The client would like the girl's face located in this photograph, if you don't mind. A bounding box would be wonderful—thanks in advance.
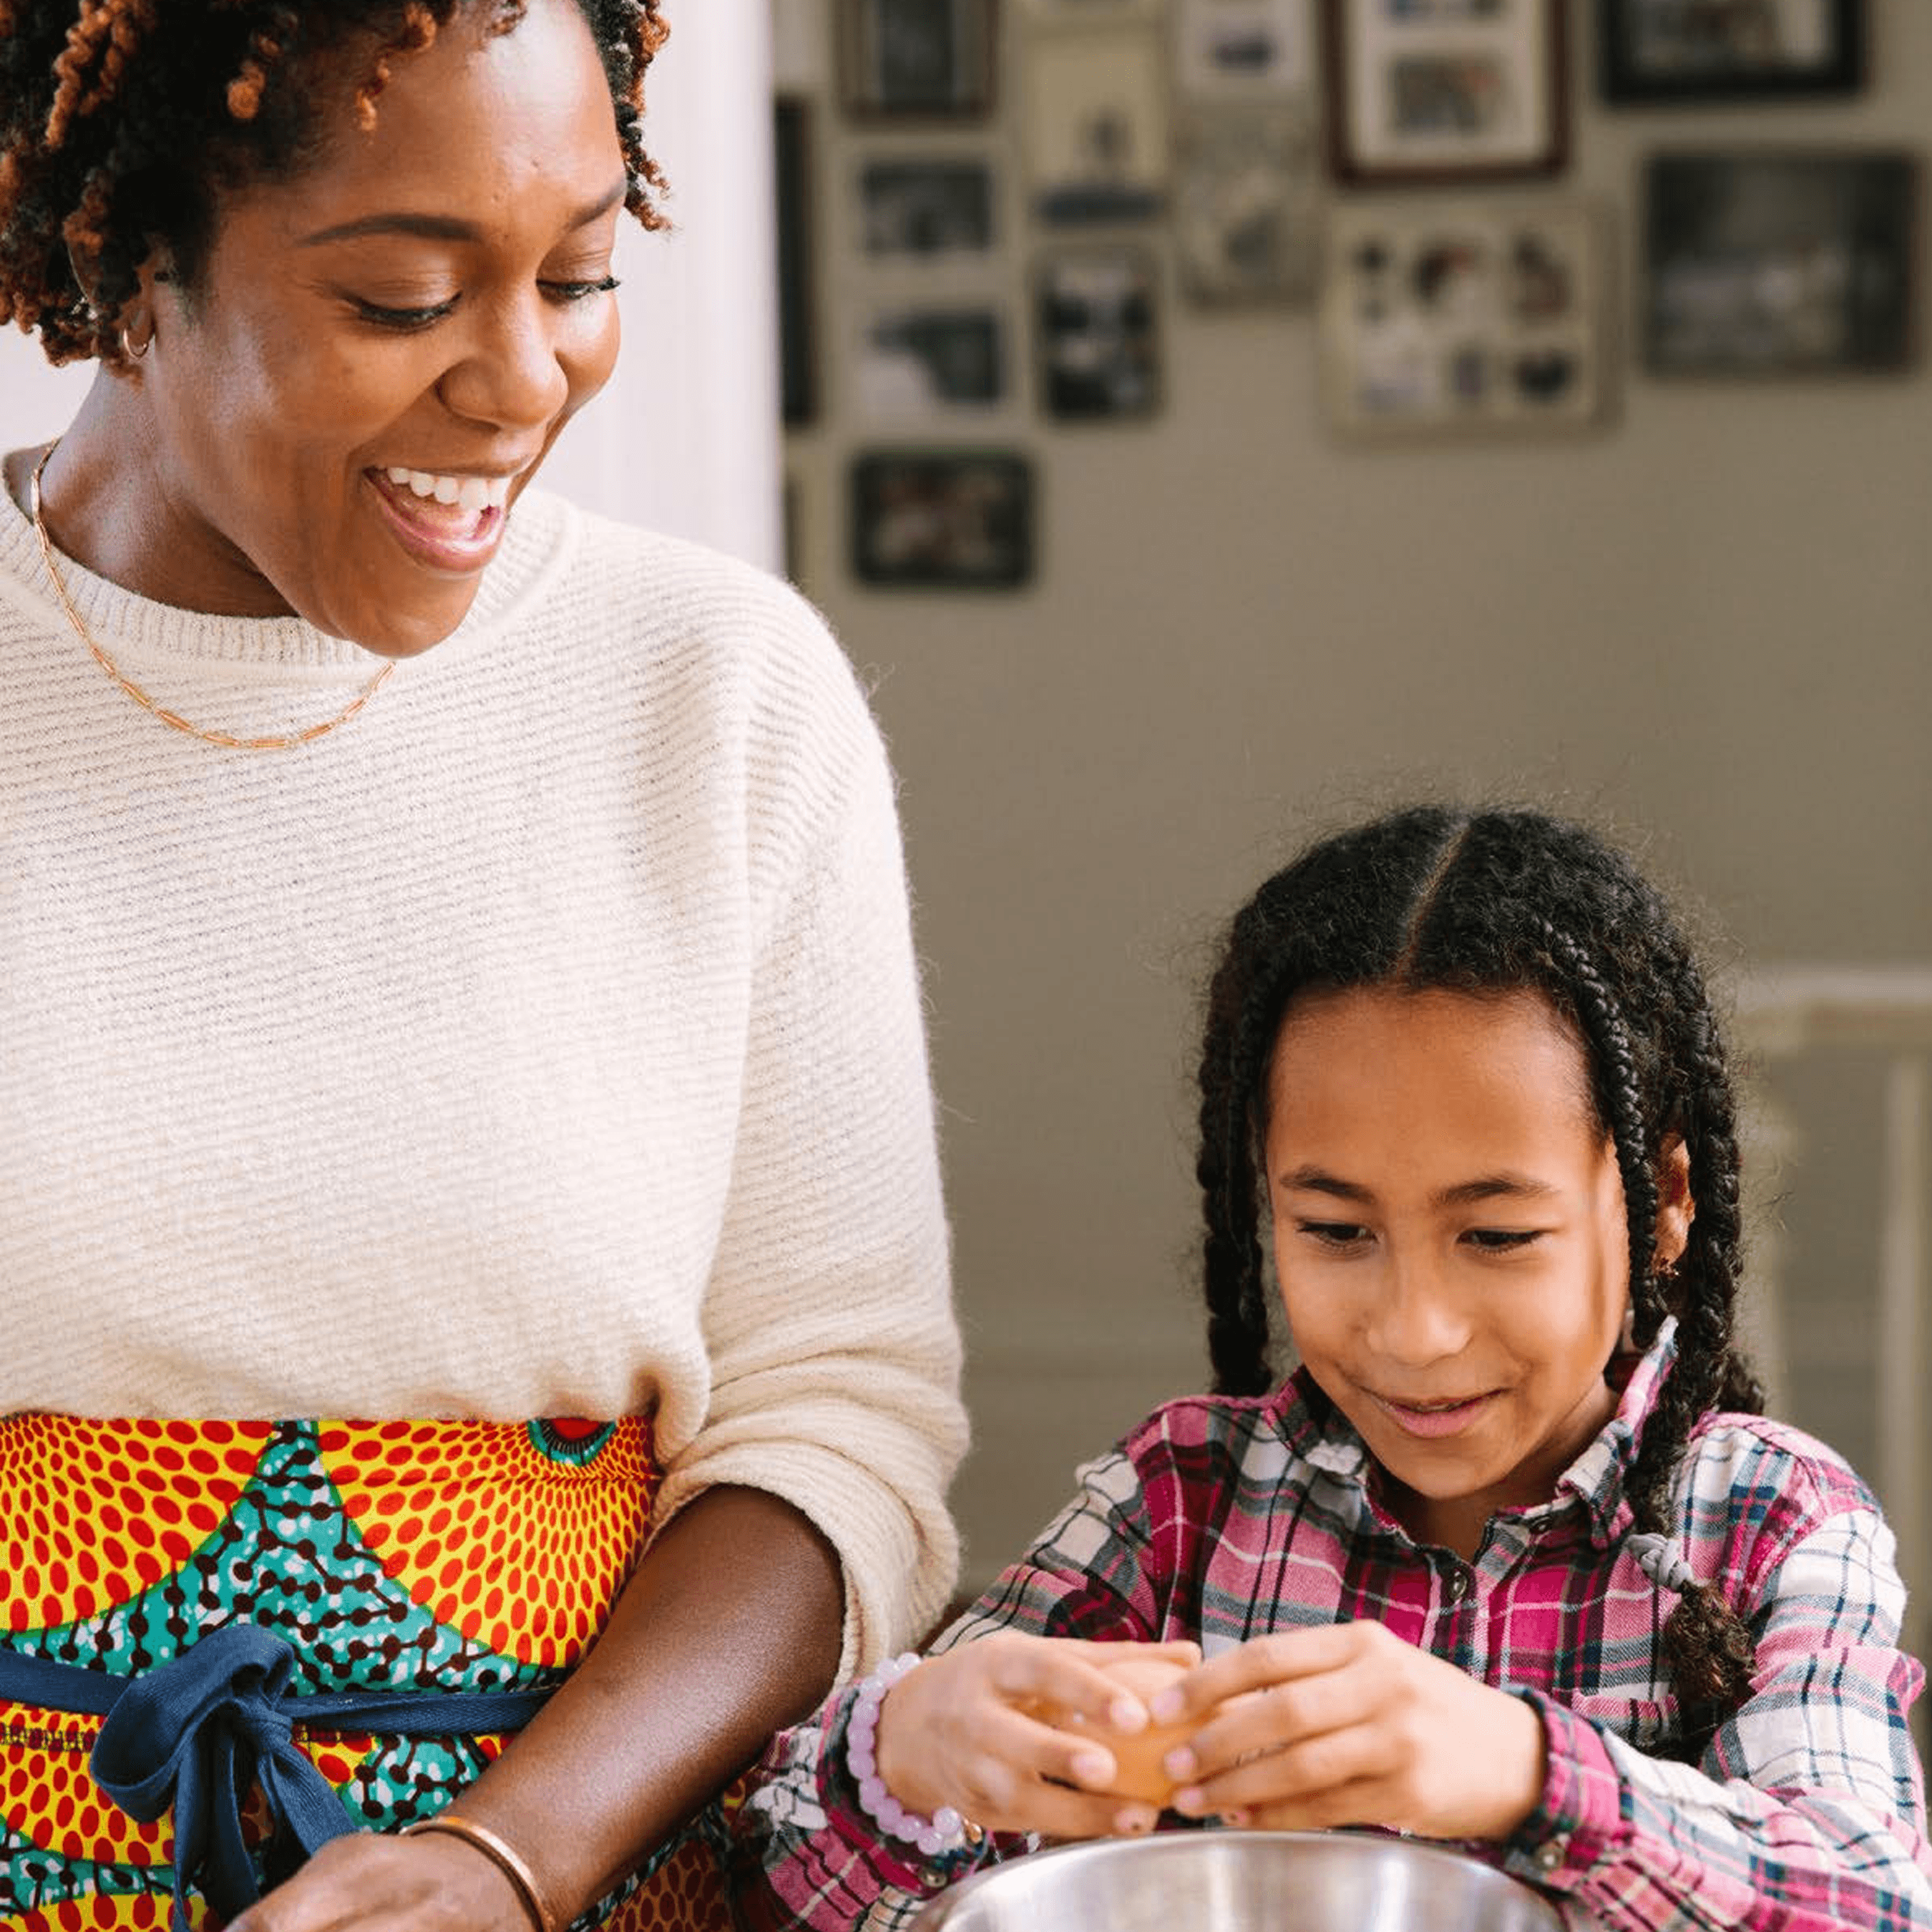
[1263,983,1690,1559]
[130,0,625,653]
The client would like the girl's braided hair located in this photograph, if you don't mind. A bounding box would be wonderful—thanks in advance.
[0,0,669,367]
[1196,804,1762,1730]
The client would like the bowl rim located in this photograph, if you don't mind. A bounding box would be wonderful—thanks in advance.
[911,1828,1566,1930]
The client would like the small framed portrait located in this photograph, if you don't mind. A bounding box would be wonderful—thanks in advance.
[858,157,997,260]
[1024,27,1169,223]
[1321,0,1568,187]
[1320,197,1611,437]
[1035,247,1161,420]
[1644,150,1915,375]
[839,0,998,118]
[775,99,818,426]
[850,450,1035,587]
[1601,0,1864,104]
[1174,108,1322,307]
[1176,0,1316,99]
[854,303,1009,419]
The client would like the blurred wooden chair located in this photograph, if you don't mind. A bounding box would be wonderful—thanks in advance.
[1733,966,1932,1750]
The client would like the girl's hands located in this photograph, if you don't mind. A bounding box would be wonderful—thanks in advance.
[1146,1622,1547,1842]
[873,1633,1203,1842]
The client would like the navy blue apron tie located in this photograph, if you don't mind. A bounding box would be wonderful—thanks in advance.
[0,1623,551,1924]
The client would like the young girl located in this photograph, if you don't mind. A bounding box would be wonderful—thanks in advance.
[731,805,1932,1932]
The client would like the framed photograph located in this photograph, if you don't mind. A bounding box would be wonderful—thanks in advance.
[854,303,1008,419]
[774,99,818,426]
[1174,108,1322,306]
[859,157,997,260]
[850,451,1035,587]
[1024,27,1169,223]
[1320,198,1611,437]
[1644,151,1915,375]
[839,0,997,117]
[1322,0,1568,187]
[1036,247,1161,419]
[1176,0,1315,99]
[1601,0,1864,104]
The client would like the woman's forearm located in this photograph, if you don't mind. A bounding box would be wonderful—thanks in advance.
[452,1483,846,1916]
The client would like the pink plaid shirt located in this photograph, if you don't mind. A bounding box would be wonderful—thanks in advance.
[731,1324,1931,1931]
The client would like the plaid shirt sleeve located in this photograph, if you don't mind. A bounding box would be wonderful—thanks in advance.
[1500,1488,1932,1928]
[726,1446,1163,1931]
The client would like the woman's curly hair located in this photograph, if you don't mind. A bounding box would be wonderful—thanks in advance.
[0,0,669,366]
[1196,804,1763,1744]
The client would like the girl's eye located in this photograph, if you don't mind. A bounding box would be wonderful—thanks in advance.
[351,296,459,331]
[543,275,621,305]
[1297,1221,1370,1249]
[1463,1229,1541,1252]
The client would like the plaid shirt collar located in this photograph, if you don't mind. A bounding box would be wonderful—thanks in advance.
[1281,1316,1683,1551]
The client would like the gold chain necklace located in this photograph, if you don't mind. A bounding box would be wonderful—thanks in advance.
[29,441,393,751]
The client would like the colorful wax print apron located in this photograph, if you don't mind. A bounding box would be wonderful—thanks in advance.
[0,1415,740,1932]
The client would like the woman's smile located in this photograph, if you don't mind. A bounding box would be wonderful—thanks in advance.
[367,466,513,573]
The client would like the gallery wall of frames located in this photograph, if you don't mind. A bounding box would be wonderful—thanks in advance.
[774,0,1906,592]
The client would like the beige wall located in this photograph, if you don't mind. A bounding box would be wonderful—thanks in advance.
[781,0,1932,1599]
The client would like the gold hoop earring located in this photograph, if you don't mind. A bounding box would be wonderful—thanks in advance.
[119,321,152,361]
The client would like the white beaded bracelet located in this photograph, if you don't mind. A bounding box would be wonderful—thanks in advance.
[846,1652,972,1858]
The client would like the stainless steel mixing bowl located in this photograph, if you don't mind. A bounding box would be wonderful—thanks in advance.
[912,1830,1566,1931]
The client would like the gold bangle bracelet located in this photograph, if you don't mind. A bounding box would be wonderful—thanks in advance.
[400,1811,560,1932]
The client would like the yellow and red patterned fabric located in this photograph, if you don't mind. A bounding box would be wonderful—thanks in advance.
[0,1415,735,1931]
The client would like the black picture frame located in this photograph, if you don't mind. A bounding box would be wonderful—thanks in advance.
[1320,0,1568,188]
[1643,150,1916,375]
[774,98,817,427]
[849,452,1035,587]
[857,304,1009,419]
[839,0,998,119]
[1601,0,1865,104]
[1035,247,1161,421]
[859,157,997,260]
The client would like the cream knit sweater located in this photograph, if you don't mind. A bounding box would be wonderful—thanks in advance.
[0,480,964,1669]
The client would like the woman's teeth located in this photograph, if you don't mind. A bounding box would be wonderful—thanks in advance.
[384,467,512,511]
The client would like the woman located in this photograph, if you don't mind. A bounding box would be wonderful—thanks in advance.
[0,5,965,1930]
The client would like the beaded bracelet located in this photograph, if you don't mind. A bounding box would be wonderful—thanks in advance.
[846,1652,975,1857]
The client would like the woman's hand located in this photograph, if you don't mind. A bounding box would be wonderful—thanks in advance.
[1148,1621,1547,1841]
[226,1829,535,1932]
[874,1633,1203,1843]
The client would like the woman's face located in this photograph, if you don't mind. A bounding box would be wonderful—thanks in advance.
[135,0,626,653]
[1262,984,1689,1559]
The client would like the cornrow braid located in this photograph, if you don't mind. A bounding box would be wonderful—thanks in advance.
[1538,922,1659,1344]
[0,0,669,366]
[1536,918,1756,1732]
[1193,804,1765,1732]
[1195,963,1273,1399]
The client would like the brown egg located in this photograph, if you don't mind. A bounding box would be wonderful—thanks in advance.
[1055,1651,1197,1807]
